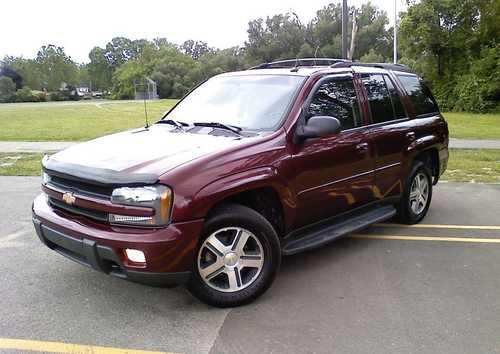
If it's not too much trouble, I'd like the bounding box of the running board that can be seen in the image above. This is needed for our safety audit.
[282,205,396,255]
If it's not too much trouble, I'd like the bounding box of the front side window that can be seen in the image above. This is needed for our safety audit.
[362,74,395,124]
[397,75,439,116]
[165,74,305,131]
[308,78,361,130]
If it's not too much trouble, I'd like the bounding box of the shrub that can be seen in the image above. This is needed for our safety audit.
[15,87,38,102]
[0,76,16,103]
[451,46,500,112]
[49,91,69,101]
[33,91,47,102]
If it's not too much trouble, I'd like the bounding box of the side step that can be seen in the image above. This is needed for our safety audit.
[282,205,396,255]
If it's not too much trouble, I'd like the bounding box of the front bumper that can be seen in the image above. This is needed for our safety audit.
[32,194,204,286]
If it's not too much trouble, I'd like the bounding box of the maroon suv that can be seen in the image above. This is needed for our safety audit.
[32,59,449,307]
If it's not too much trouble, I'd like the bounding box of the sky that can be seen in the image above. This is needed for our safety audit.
[0,0,406,63]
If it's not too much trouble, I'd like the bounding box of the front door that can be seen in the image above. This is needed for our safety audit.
[290,74,375,228]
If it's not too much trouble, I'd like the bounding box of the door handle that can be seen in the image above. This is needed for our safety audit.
[356,142,369,154]
[406,131,416,141]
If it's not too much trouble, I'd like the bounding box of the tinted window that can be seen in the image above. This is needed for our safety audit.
[308,78,361,130]
[362,74,394,124]
[384,76,406,119]
[397,75,439,116]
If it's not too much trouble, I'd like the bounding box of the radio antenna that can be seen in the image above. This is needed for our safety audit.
[142,81,149,129]
[144,94,149,129]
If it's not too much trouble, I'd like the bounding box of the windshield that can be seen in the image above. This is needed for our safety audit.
[164,74,305,131]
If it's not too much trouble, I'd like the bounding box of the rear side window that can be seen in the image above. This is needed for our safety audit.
[383,76,406,119]
[361,74,395,124]
[397,75,439,116]
[308,78,361,130]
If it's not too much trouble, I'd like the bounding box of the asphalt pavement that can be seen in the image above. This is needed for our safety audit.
[0,177,499,354]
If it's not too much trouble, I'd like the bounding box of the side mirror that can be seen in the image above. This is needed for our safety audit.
[295,116,341,141]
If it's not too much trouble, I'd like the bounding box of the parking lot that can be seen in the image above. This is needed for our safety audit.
[1,177,499,354]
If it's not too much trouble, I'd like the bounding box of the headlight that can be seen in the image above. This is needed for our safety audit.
[109,185,172,226]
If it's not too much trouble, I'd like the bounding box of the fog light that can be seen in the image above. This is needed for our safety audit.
[125,249,146,263]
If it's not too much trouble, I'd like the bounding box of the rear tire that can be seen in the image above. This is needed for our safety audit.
[188,204,281,307]
[397,160,433,224]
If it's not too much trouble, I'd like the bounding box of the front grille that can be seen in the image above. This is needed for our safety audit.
[49,197,109,222]
[49,175,113,199]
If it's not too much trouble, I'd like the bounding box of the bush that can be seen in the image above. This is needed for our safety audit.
[49,91,69,101]
[0,76,16,103]
[33,91,47,102]
[450,46,500,112]
[15,87,39,102]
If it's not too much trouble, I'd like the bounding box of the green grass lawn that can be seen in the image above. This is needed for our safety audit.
[3,149,499,184]
[0,153,44,176]
[0,99,178,141]
[441,149,500,183]
[443,112,500,140]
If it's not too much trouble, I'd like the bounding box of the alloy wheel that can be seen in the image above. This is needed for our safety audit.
[409,172,429,215]
[197,227,264,293]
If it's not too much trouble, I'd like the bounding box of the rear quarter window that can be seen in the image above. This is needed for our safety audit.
[397,75,439,116]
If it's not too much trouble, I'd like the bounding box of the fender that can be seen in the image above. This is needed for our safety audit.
[185,166,296,229]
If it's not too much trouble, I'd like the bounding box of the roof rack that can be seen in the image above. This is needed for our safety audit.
[248,58,414,74]
[330,61,414,73]
[249,58,350,70]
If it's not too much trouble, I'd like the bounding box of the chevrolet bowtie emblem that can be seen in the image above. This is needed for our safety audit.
[62,192,76,205]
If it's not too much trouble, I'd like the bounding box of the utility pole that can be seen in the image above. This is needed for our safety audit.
[342,0,348,59]
[393,0,397,64]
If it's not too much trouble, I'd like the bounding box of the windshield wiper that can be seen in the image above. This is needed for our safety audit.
[156,119,189,131]
[193,122,242,135]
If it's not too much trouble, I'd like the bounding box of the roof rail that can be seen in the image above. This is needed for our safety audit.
[330,61,414,73]
[249,58,351,70]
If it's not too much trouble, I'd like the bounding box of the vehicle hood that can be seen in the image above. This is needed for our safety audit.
[46,125,251,183]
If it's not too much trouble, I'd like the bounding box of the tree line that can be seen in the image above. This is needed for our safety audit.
[0,0,498,112]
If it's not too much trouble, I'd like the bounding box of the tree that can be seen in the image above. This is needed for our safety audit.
[151,46,198,98]
[245,14,309,63]
[353,3,391,60]
[2,56,41,90]
[399,0,499,111]
[88,47,113,90]
[36,45,79,91]
[0,76,16,102]
[103,37,137,70]
[181,40,214,60]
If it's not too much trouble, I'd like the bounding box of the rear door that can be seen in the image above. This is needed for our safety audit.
[359,72,413,201]
[290,74,375,228]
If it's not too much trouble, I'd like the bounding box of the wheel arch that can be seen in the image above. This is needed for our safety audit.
[413,147,440,184]
[189,167,295,238]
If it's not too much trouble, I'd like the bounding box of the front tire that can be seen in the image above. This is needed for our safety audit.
[397,160,433,224]
[188,204,281,307]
